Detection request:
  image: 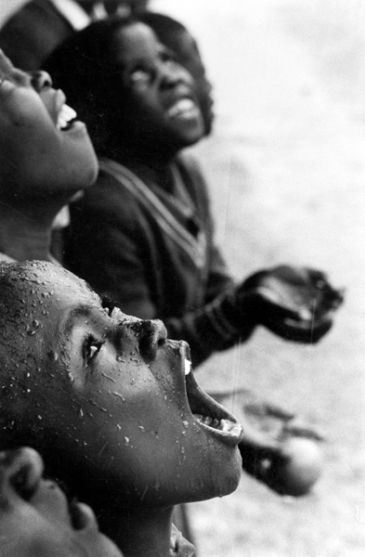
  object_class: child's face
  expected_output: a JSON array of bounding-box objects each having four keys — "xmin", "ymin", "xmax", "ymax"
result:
[
  {"xmin": 162, "ymin": 29, "xmax": 214, "ymax": 136},
  {"xmin": 110, "ymin": 23, "xmax": 204, "ymax": 152},
  {"xmin": 0, "ymin": 51, "xmax": 97, "ymax": 200},
  {"xmin": 0, "ymin": 447, "xmax": 122, "ymax": 557},
  {"xmin": 0, "ymin": 262, "xmax": 243, "ymax": 508}
]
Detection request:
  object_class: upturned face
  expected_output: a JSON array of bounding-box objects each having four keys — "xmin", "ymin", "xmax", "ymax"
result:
[
  {"xmin": 0, "ymin": 262, "xmax": 243, "ymax": 510},
  {"xmin": 162, "ymin": 28, "xmax": 214, "ymax": 136},
  {"xmin": 0, "ymin": 51, "xmax": 97, "ymax": 202},
  {"xmin": 0, "ymin": 447, "xmax": 122, "ymax": 557},
  {"xmin": 109, "ymin": 22, "xmax": 205, "ymax": 154}
]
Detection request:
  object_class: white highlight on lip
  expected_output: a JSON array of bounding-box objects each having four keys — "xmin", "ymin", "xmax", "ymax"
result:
[
  {"xmin": 184, "ymin": 358, "xmax": 192, "ymax": 376},
  {"xmin": 57, "ymin": 104, "xmax": 77, "ymax": 130}
]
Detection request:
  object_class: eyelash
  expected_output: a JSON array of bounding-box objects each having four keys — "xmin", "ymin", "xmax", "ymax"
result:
[{"xmin": 83, "ymin": 335, "xmax": 104, "ymax": 366}]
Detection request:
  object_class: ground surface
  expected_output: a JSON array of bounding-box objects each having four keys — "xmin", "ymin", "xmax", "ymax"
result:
[{"xmin": 152, "ymin": 1, "xmax": 365, "ymax": 555}]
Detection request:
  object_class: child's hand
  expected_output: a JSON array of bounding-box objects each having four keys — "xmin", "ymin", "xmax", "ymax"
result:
[{"xmin": 240, "ymin": 265, "xmax": 344, "ymax": 343}]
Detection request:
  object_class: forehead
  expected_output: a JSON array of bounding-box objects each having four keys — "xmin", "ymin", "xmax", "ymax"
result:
[
  {"xmin": 2, "ymin": 263, "xmax": 100, "ymax": 311},
  {"xmin": 112, "ymin": 22, "xmax": 162, "ymax": 65}
]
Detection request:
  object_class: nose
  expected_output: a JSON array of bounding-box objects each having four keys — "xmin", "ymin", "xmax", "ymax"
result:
[
  {"xmin": 159, "ymin": 60, "xmax": 188, "ymax": 90},
  {"xmin": 138, "ymin": 319, "xmax": 167, "ymax": 364},
  {"xmin": 0, "ymin": 447, "xmax": 43, "ymax": 501},
  {"xmin": 30, "ymin": 70, "xmax": 53, "ymax": 92}
]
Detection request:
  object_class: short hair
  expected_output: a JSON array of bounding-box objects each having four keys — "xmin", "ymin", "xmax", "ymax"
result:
[{"xmin": 139, "ymin": 12, "xmax": 188, "ymax": 50}]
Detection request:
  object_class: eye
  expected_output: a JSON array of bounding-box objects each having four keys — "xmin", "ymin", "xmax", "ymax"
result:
[
  {"xmin": 83, "ymin": 335, "xmax": 104, "ymax": 366},
  {"xmin": 160, "ymin": 49, "xmax": 175, "ymax": 64},
  {"xmin": 127, "ymin": 64, "xmax": 155, "ymax": 88}
]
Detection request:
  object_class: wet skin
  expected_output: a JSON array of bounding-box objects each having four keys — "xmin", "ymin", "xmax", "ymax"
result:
[
  {"xmin": 0, "ymin": 50, "xmax": 97, "ymax": 203},
  {"xmin": 108, "ymin": 22, "xmax": 205, "ymax": 157},
  {"xmin": 0, "ymin": 261, "xmax": 243, "ymax": 511},
  {"xmin": 0, "ymin": 447, "xmax": 122, "ymax": 557}
]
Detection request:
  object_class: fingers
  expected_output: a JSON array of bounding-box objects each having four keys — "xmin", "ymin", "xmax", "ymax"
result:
[{"xmin": 265, "ymin": 314, "xmax": 333, "ymax": 344}]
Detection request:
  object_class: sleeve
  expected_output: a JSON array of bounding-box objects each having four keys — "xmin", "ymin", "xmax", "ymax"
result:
[{"xmin": 162, "ymin": 155, "xmax": 254, "ymax": 366}]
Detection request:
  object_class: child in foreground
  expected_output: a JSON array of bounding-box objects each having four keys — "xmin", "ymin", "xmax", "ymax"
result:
[
  {"xmin": 0, "ymin": 446, "xmax": 123, "ymax": 556},
  {"xmin": 0, "ymin": 260, "xmax": 244, "ymax": 556}
]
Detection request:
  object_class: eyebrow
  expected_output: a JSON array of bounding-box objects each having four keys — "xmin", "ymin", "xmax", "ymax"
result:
[{"xmin": 62, "ymin": 305, "xmax": 100, "ymax": 337}]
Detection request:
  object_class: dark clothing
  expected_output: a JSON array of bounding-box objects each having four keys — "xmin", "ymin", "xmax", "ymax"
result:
[
  {"xmin": 0, "ymin": 0, "xmax": 77, "ymax": 70},
  {"xmin": 65, "ymin": 155, "xmax": 242, "ymax": 365}
]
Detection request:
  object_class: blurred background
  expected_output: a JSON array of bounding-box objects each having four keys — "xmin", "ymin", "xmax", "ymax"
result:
[
  {"xmin": 151, "ymin": 1, "xmax": 365, "ymax": 556},
  {"xmin": 1, "ymin": 0, "xmax": 364, "ymax": 554}
]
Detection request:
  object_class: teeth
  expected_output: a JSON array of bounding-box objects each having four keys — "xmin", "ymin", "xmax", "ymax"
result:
[
  {"xmin": 184, "ymin": 358, "xmax": 192, "ymax": 376},
  {"xmin": 194, "ymin": 414, "xmax": 222, "ymax": 429},
  {"xmin": 168, "ymin": 98, "xmax": 196, "ymax": 118},
  {"xmin": 57, "ymin": 104, "xmax": 77, "ymax": 130}
]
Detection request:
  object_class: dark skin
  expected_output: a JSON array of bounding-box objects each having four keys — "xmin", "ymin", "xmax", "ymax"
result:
[
  {"xmin": 0, "ymin": 51, "xmax": 97, "ymax": 262},
  {"xmin": 0, "ymin": 447, "xmax": 122, "ymax": 557},
  {"xmin": 104, "ymin": 22, "xmax": 204, "ymax": 189},
  {"xmin": 134, "ymin": 19, "xmax": 344, "ymax": 489},
  {"xmin": 0, "ymin": 261, "xmax": 243, "ymax": 557},
  {"xmin": 91, "ymin": 22, "xmax": 342, "ymax": 343}
]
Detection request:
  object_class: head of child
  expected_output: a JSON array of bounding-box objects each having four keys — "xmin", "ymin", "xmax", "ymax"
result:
[
  {"xmin": 0, "ymin": 50, "xmax": 97, "ymax": 218},
  {"xmin": 0, "ymin": 447, "xmax": 123, "ymax": 557},
  {"xmin": 46, "ymin": 17, "xmax": 205, "ymax": 165},
  {"xmin": 140, "ymin": 12, "xmax": 214, "ymax": 136},
  {"xmin": 0, "ymin": 261, "xmax": 242, "ymax": 520}
]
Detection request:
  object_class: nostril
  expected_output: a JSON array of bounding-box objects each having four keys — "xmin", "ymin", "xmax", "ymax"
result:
[
  {"xmin": 139, "ymin": 320, "xmax": 166, "ymax": 363},
  {"xmin": 31, "ymin": 70, "xmax": 52, "ymax": 92},
  {"xmin": 5, "ymin": 448, "xmax": 43, "ymax": 500}
]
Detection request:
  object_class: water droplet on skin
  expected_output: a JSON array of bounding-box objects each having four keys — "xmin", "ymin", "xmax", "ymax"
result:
[
  {"xmin": 37, "ymin": 415, "xmax": 42, "ymax": 420},
  {"xmin": 112, "ymin": 391, "xmax": 126, "ymax": 402},
  {"xmin": 138, "ymin": 426, "xmax": 145, "ymax": 431},
  {"xmin": 26, "ymin": 389, "xmax": 31, "ymax": 393},
  {"xmin": 79, "ymin": 408, "xmax": 84, "ymax": 418},
  {"xmin": 101, "ymin": 372, "xmax": 115, "ymax": 382},
  {"xmin": 116, "ymin": 424, "xmax": 122, "ymax": 431},
  {"xmin": 124, "ymin": 436, "xmax": 130, "ymax": 445}
]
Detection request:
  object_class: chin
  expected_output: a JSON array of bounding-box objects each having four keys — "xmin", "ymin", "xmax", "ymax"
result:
[
  {"xmin": 70, "ymin": 156, "xmax": 98, "ymax": 189},
  {"xmin": 179, "ymin": 445, "xmax": 242, "ymax": 505},
  {"xmin": 206, "ymin": 446, "xmax": 242, "ymax": 500}
]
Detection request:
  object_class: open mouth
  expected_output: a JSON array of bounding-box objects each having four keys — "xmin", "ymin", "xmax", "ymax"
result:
[
  {"xmin": 56, "ymin": 103, "xmax": 78, "ymax": 131},
  {"xmin": 181, "ymin": 347, "xmax": 244, "ymax": 447},
  {"xmin": 167, "ymin": 97, "xmax": 200, "ymax": 121}
]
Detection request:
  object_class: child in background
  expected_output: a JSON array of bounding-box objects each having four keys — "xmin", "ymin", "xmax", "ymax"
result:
[
  {"xmin": 46, "ymin": 17, "xmax": 342, "ymax": 368},
  {"xmin": 0, "ymin": 260, "xmax": 244, "ymax": 556}
]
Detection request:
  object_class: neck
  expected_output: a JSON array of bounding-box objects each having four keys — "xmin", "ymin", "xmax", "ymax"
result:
[
  {"xmin": 0, "ymin": 202, "xmax": 55, "ymax": 261},
  {"xmin": 100, "ymin": 505, "xmax": 174, "ymax": 557}
]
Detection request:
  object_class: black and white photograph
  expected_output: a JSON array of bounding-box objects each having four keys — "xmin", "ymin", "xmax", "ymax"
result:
[{"xmin": 0, "ymin": 1, "xmax": 364, "ymax": 555}]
